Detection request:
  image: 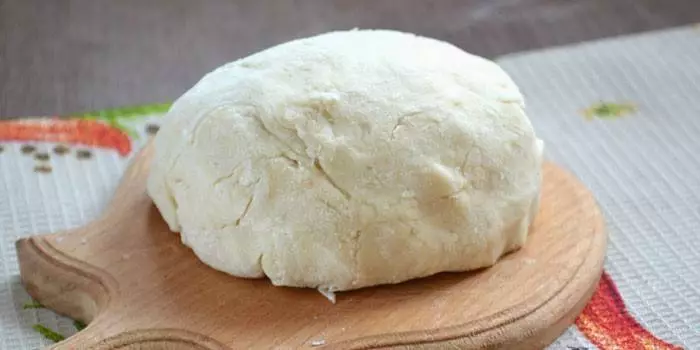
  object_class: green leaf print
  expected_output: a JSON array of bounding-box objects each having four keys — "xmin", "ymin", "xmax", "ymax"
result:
[
  {"xmin": 32, "ymin": 324, "xmax": 66, "ymax": 343},
  {"xmin": 22, "ymin": 300, "xmax": 44, "ymax": 309},
  {"xmin": 73, "ymin": 320, "xmax": 87, "ymax": 331},
  {"xmin": 583, "ymin": 102, "xmax": 636, "ymax": 120},
  {"xmin": 65, "ymin": 103, "xmax": 172, "ymax": 138}
]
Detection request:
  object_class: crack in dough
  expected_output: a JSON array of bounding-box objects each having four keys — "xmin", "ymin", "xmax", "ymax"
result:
[
  {"xmin": 313, "ymin": 158, "xmax": 352, "ymax": 200},
  {"xmin": 211, "ymin": 162, "xmax": 245, "ymax": 187},
  {"xmin": 389, "ymin": 111, "xmax": 423, "ymax": 139},
  {"xmin": 235, "ymin": 195, "xmax": 255, "ymax": 226},
  {"xmin": 250, "ymin": 111, "xmax": 307, "ymax": 160},
  {"xmin": 350, "ymin": 229, "xmax": 362, "ymax": 287}
]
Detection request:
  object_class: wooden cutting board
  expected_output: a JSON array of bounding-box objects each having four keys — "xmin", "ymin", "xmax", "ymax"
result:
[{"xmin": 16, "ymin": 144, "xmax": 607, "ymax": 349}]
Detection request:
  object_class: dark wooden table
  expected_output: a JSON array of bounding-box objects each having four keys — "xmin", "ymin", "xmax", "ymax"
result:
[{"xmin": 1, "ymin": 0, "xmax": 698, "ymax": 118}]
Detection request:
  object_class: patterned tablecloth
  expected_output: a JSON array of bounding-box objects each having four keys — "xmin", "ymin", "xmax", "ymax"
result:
[{"xmin": 1, "ymin": 25, "xmax": 699, "ymax": 349}]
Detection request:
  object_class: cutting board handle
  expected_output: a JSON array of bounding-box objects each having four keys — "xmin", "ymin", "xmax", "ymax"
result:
[
  {"xmin": 15, "ymin": 143, "xmax": 228, "ymax": 349},
  {"xmin": 17, "ymin": 235, "xmax": 229, "ymax": 349},
  {"xmin": 15, "ymin": 143, "xmax": 157, "ymax": 325},
  {"xmin": 16, "ymin": 235, "xmax": 109, "ymax": 331}
]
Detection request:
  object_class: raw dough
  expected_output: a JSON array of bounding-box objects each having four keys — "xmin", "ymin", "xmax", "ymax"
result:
[{"xmin": 147, "ymin": 29, "xmax": 544, "ymax": 293}]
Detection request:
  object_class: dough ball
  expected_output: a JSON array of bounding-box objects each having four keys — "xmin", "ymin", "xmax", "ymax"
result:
[{"xmin": 147, "ymin": 29, "xmax": 544, "ymax": 292}]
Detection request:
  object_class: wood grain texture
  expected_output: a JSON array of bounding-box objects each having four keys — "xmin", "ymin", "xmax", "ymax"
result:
[
  {"xmin": 2, "ymin": 0, "xmax": 699, "ymax": 118},
  {"xmin": 16, "ymin": 144, "xmax": 607, "ymax": 349}
]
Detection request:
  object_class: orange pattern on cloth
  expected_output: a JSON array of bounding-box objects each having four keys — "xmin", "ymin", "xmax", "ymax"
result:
[
  {"xmin": 576, "ymin": 272, "xmax": 683, "ymax": 349},
  {"xmin": 0, "ymin": 118, "xmax": 132, "ymax": 156}
]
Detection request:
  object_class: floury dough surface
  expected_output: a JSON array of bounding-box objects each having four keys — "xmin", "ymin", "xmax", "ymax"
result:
[{"xmin": 147, "ymin": 29, "xmax": 544, "ymax": 292}]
